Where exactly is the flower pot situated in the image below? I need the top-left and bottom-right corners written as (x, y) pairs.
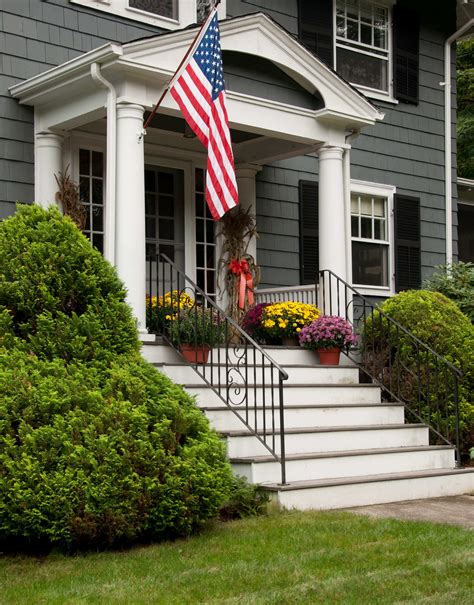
top-left (282, 336), bottom-right (299, 347)
top-left (317, 347), bottom-right (341, 365)
top-left (180, 344), bottom-right (210, 364)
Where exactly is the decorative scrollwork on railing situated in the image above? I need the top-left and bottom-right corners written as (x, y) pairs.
top-left (147, 253), bottom-right (289, 486)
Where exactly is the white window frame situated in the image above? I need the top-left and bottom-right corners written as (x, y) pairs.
top-left (350, 179), bottom-right (395, 296)
top-left (70, 0), bottom-right (226, 31)
top-left (333, 0), bottom-right (397, 103)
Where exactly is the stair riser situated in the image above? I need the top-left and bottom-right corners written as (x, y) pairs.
top-left (232, 449), bottom-right (455, 484)
top-left (211, 348), bottom-right (354, 367)
top-left (187, 385), bottom-right (381, 408)
top-left (206, 405), bottom-right (405, 431)
top-left (156, 364), bottom-right (360, 386)
top-left (225, 426), bottom-right (430, 458)
top-left (271, 473), bottom-right (474, 510)
top-left (141, 344), bottom-right (180, 364)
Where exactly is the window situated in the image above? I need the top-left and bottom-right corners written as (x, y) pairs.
top-left (128, 0), bottom-right (177, 20)
top-left (79, 148), bottom-right (105, 253)
top-left (335, 0), bottom-right (390, 94)
top-left (351, 181), bottom-right (395, 291)
top-left (195, 168), bottom-right (217, 298)
top-left (71, 0), bottom-right (226, 30)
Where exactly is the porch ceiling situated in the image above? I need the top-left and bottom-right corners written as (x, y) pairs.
top-left (10, 12), bottom-right (384, 148)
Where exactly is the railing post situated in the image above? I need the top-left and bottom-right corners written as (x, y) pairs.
top-left (278, 372), bottom-right (287, 485)
top-left (454, 375), bottom-right (461, 467)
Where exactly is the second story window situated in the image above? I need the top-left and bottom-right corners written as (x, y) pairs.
top-left (128, 0), bottom-right (177, 20)
top-left (335, 0), bottom-right (390, 93)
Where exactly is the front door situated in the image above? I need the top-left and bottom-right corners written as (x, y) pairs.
top-left (145, 165), bottom-right (185, 296)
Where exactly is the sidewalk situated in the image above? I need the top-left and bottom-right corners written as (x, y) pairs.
top-left (344, 495), bottom-right (474, 529)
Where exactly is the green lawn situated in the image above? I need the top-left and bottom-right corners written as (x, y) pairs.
top-left (1, 511), bottom-right (473, 605)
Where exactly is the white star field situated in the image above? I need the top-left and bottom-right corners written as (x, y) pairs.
top-left (194, 14), bottom-right (225, 100)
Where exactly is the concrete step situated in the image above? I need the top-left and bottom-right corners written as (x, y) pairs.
top-left (141, 343), bottom-right (181, 364)
top-left (187, 383), bottom-right (381, 407)
top-left (223, 424), bottom-right (430, 458)
top-left (203, 403), bottom-right (405, 431)
top-left (155, 362), bottom-right (360, 386)
top-left (261, 468), bottom-right (474, 510)
top-left (210, 346), bottom-right (355, 367)
top-left (230, 445), bottom-right (456, 484)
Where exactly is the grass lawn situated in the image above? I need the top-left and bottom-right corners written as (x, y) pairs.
top-left (1, 510), bottom-right (473, 605)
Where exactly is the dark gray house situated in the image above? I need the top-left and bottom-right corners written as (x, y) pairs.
top-left (2, 0), bottom-right (474, 509)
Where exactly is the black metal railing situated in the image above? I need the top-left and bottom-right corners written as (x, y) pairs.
top-left (147, 253), bottom-right (289, 484)
top-left (319, 269), bottom-right (463, 464)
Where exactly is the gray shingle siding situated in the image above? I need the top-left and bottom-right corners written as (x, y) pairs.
top-left (0, 0), bottom-right (459, 290)
top-left (0, 0), bottom-right (162, 216)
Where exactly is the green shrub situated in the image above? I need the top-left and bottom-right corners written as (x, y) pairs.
top-left (423, 262), bottom-right (474, 322)
top-left (219, 476), bottom-right (269, 520)
top-left (0, 206), bottom-right (232, 549)
top-left (364, 290), bottom-right (474, 450)
top-left (0, 205), bottom-right (139, 363)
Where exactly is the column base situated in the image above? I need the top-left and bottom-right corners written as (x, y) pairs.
top-left (139, 330), bottom-right (156, 343)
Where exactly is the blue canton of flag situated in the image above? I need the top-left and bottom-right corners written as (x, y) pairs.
top-left (170, 11), bottom-right (238, 219)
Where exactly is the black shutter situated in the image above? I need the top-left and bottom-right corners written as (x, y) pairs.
top-left (393, 4), bottom-right (420, 104)
top-left (298, 0), bottom-right (334, 68)
top-left (395, 195), bottom-right (421, 291)
top-left (299, 181), bottom-right (319, 285)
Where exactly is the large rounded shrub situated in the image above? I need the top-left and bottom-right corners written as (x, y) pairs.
top-left (0, 206), bottom-right (232, 549)
top-left (365, 290), bottom-right (474, 450)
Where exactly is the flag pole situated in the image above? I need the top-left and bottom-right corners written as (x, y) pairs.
top-left (140, 0), bottom-right (221, 137)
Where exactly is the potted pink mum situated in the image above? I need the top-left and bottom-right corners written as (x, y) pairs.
top-left (298, 315), bottom-right (357, 365)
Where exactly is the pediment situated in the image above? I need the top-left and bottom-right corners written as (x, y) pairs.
top-left (121, 12), bottom-right (383, 125)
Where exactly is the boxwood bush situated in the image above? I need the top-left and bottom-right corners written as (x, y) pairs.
top-left (0, 206), bottom-right (232, 549)
top-left (364, 290), bottom-right (474, 450)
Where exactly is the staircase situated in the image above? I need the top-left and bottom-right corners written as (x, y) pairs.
top-left (142, 341), bottom-right (474, 510)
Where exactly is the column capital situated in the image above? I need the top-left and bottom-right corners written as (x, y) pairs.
top-left (35, 130), bottom-right (64, 144)
top-left (116, 102), bottom-right (145, 119)
top-left (235, 163), bottom-right (263, 179)
top-left (318, 145), bottom-right (344, 161)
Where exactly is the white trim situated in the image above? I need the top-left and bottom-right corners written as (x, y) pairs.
top-left (70, 0), bottom-right (227, 31)
top-left (350, 179), bottom-right (396, 296)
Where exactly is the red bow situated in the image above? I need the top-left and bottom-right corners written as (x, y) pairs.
top-left (229, 258), bottom-right (254, 309)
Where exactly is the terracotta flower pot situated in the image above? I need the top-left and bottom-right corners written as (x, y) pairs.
top-left (317, 347), bottom-right (341, 365)
top-left (180, 344), bottom-right (210, 364)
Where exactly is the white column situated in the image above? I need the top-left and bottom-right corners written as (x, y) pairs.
top-left (318, 146), bottom-right (347, 315)
top-left (115, 103), bottom-right (147, 334)
top-left (35, 130), bottom-right (64, 208)
top-left (235, 163), bottom-right (261, 261)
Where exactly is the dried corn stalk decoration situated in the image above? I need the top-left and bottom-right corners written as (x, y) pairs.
top-left (55, 167), bottom-right (86, 230)
top-left (217, 205), bottom-right (259, 326)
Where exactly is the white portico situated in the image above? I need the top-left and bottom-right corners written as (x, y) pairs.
top-left (10, 13), bottom-right (383, 332)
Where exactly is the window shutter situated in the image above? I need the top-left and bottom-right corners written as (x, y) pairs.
top-left (393, 4), bottom-right (420, 104)
top-left (394, 195), bottom-right (421, 291)
top-left (298, 0), bottom-right (334, 68)
top-left (299, 181), bottom-right (319, 285)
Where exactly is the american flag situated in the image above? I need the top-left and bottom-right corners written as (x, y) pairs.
top-left (170, 11), bottom-right (238, 220)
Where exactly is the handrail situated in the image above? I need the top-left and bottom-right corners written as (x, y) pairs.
top-left (319, 269), bottom-right (463, 465)
top-left (147, 253), bottom-right (289, 485)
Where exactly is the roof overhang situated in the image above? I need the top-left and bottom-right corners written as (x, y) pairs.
top-left (10, 12), bottom-right (384, 153)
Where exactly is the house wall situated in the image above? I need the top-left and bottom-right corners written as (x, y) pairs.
top-left (228, 0), bottom-right (458, 288)
top-left (0, 0), bottom-right (459, 289)
top-left (0, 0), bottom-right (161, 219)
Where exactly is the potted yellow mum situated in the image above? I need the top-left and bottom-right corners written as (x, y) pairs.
top-left (260, 301), bottom-right (321, 346)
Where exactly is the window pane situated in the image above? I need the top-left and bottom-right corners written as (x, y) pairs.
top-left (361, 216), bottom-right (372, 238)
top-left (146, 243), bottom-right (156, 257)
top-left (336, 16), bottom-right (346, 37)
top-left (159, 244), bottom-right (175, 261)
top-left (206, 245), bottom-right (215, 266)
top-left (92, 205), bottom-right (103, 232)
top-left (92, 151), bottom-right (103, 177)
top-left (346, 0), bottom-right (358, 20)
top-left (347, 19), bottom-right (358, 41)
top-left (145, 193), bottom-right (156, 215)
top-left (196, 244), bottom-right (205, 267)
top-left (361, 23), bottom-right (372, 45)
top-left (159, 196), bottom-right (174, 217)
top-left (196, 218), bottom-right (204, 242)
top-left (337, 47), bottom-right (388, 91)
top-left (158, 172), bottom-right (174, 194)
top-left (79, 177), bottom-right (89, 204)
top-left (351, 215), bottom-right (359, 237)
top-left (374, 218), bottom-right (386, 240)
top-left (374, 27), bottom-right (386, 49)
top-left (195, 193), bottom-right (205, 217)
top-left (360, 2), bottom-right (372, 23)
top-left (206, 220), bottom-right (214, 242)
top-left (195, 168), bottom-right (204, 192)
top-left (373, 197), bottom-right (385, 217)
top-left (360, 195), bottom-right (372, 215)
top-left (145, 170), bottom-right (156, 192)
top-left (159, 219), bottom-right (174, 241)
top-left (129, 0), bottom-right (176, 19)
top-left (352, 242), bottom-right (388, 287)
top-left (351, 197), bottom-right (359, 213)
top-left (92, 179), bottom-right (103, 205)
top-left (79, 149), bottom-right (89, 176)
top-left (197, 269), bottom-right (205, 292)
top-left (146, 217), bottom-right (156, 239)
top-left (92, 233), bottom-right (103, 254)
